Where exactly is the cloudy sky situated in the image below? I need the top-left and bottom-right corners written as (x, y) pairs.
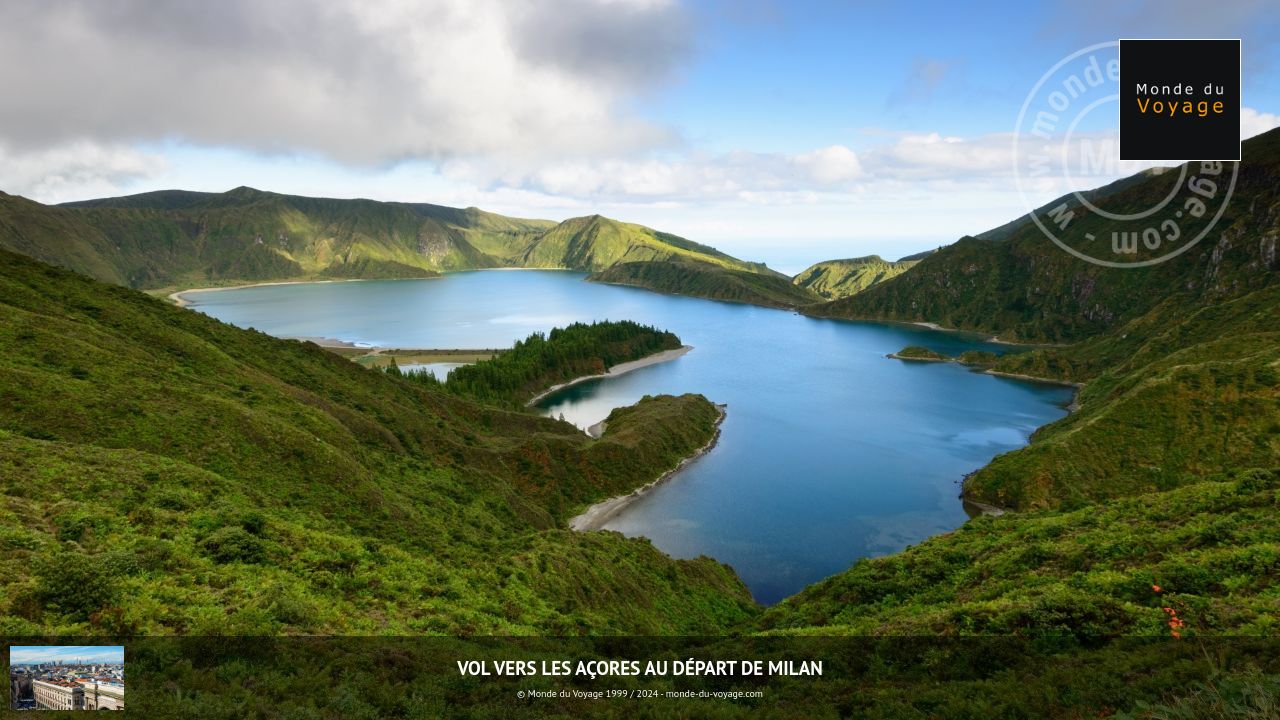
top-left (10, 645), bottom-right (124, 664)
top-left (2, 0), bottom-right (1278, 272)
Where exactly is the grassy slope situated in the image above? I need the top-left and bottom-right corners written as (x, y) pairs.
top-left (589, 260), bottom-right (819, 308)
top-left (967, 286), bottom-right (1280, 510)
top-left (0, 247), bottom-right (755, 635)
top-left (792, 255), bottom-right (917, 300)
top-left (761, 467), bottom-right (1280, 636)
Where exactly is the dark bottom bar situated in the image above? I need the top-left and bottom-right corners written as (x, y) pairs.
top-left (6, 636), bottom-right (1280, 718)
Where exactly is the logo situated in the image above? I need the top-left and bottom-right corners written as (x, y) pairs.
top-left (1013, 41), bottom-right (1238, 268)
top-left (1120, 39), bottom-right (1240, 161)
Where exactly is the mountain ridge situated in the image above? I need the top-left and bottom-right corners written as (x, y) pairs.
top-left (802, 128), bottom-right (1280, 343)
top-left (0, 187), bottom-right (768, 292)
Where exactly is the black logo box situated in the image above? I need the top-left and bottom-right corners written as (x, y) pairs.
top-left (1120, 39), bottom-right (1241, 161)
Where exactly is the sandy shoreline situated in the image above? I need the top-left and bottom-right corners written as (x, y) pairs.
top-left (908, 320), bottom-right (1062, 347)
top-left (982, 369), bottom-right (1082, 388)
top-left (167, 278), bottom-right (370, 308)
top-left (526, 345), bottom-right (694, 406)
top-left (167, 275), bottom-right (447, 308)
top-left (960, 496), bottom-right (1007, 518)
top-left (984, 370), bottom-right (1083, 412)
top-left (569, 404), bottom-right (726, 532)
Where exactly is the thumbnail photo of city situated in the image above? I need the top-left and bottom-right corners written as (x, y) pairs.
top-left (9, 646), bottom-right (124, 711)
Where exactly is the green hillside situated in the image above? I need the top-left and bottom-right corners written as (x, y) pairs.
top-left (762, 467), bottom-right (1280, 637)
top-left (805, 129), bottom-right (1280, 344)
top-left (589, 260), bottom-right (819, 308)
top-left (964, 284), bottom-right (1280, 510)
top-left (0, 247), bottom-right (755, 635)
top-left (0, 188), bottom-right (775, 293)
top-left (792, 255), bottom-right (917, 300)
top-left (516, 214), bottom-right (766, 273)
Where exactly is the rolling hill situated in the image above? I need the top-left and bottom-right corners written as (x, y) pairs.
top-left (0, 187), bottom-right (772, 292)
top-left (792, 255), bottom-right (918, 300)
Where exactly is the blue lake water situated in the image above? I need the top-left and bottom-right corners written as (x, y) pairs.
top-left (183, 271), bottom-right (1072, 604)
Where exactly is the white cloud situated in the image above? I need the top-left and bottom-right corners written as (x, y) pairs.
top-left (792, 146), bottom-right (863, 183)
top-left (0, 0), bottom-right (690, 166)
top-left (443, 144), bottom-right (866, 202)
top-left (1242, 108), bottom-right (1280, 139)
top-left (0, 142), bottom-right (168, 204)
top-left (863, 132), bottom-right (1013, 178)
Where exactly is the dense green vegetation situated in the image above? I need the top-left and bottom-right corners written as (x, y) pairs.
top-left (889, 345), bottom-right (950, 361)
top-left (0, 187), bottom-right (769, 291)
top-left (316, 257), bottom-right (440, 279)
top-left (589, 260), bottom-right (819, 308)
top-left (415, 320), bottom-right (681, 406)
top-left (792, 255), bottom-right (916, 300)
top-left (965, 284), bottom-right (1279, 510)
top-left (762, 467), bottom-right (1280, 636)
top-left (0, 247), bottom-right (754, 635)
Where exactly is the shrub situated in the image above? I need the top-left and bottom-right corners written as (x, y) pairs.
top-left (239, 510), bottom-right (267, 536)
top-left (102, 548), bottom-right (143, 576)
top-left (35, 552), bottom-right (118, 619)
top-left (54, 511), bottom-right (111, 544)
top-left (0, 526), bottom-right (42, 551)
top-left (200, 526), bottom-right (266, 564)
top-left (151, 487), bottom-right (196, 511)
top-left (132, 538), bottom-right (175, 571)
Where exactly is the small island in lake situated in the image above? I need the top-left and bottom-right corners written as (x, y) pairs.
top-left (887, 345), bottom-right (951, 362)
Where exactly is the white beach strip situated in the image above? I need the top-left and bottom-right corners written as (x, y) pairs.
top-left (525, 345), bottom-right (693, 406)
top-left (167, 276), bottom-right (443, 307)
top-left (569, 404), bottom-right (725, 532)
top-left (167, 279), bottom-right (369, 307)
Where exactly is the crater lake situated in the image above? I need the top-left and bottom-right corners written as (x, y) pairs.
top-left (180, 270), bottom-right (1073, 604)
